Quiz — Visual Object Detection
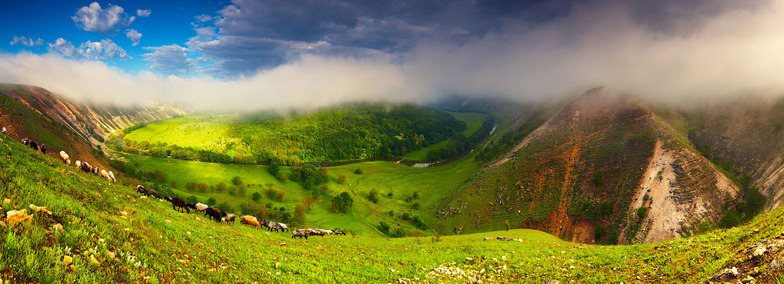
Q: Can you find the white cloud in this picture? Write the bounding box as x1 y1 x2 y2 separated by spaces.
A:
79 39 129 60
137 9 151 17
47 38 128 60
142 45 195 75
195 14 212 22
126 29 142 46
72 2 135 34
10 36 44 47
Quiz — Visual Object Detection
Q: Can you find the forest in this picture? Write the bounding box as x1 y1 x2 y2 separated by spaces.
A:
107 104 467 165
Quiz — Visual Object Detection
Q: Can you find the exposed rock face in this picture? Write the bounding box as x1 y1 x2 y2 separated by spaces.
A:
0 84 185 147
438 89 741 244
625 141 739 243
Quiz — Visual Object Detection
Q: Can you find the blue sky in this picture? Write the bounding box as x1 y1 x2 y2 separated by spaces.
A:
0 1 781 110
1 0 573 78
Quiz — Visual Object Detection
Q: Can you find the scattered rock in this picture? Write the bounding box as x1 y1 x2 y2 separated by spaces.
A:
53 223 63 232
28 204 52 215
62 255 73 265
6 209 32 226
544 280 559 284
90 255 100 266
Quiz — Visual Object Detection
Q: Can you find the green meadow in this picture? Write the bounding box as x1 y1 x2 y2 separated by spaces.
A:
2 134 784 283
122 151 483 237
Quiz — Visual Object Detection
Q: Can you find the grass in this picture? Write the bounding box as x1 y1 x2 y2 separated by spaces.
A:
405 112 489 161
122 114 237 151
122 150 483 237
3 122 784 283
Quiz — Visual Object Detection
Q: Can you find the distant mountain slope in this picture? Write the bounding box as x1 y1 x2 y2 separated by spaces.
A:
436 88 740 244
0 84 185 146
675 96 784 210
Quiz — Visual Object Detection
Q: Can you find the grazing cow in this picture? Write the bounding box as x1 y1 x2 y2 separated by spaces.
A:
28 140 38 151
259 219 269 228
80 161 93 173
168 197 189 213
195 203 209 213
333 229 346 236
93 166 100 175
59 151 71 166
266 221 278 231
292 230 308 239
75 160 81 169
186 203 196 211
148 189 160 199
21 138 29 145
277 223 289 232
204 208 226 222
240 215 260 228
100 170 112 181
39 144 46 154
1 127 6 134
136 185 148 195
224 213 236 224
107 171 116 182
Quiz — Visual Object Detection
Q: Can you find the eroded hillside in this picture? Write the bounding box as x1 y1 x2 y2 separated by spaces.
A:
677 96 784 210
436 89 740 244
0 84 185 146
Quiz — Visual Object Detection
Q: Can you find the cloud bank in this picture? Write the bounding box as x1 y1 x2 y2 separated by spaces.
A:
3 0 784 110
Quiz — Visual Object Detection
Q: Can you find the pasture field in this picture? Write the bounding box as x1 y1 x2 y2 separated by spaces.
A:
122 151 484 237
122 114 236 151
2 135 784 283
405 112 489 161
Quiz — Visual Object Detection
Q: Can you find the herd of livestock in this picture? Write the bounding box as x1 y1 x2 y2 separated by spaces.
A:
135 184 346 239
11 130 345 240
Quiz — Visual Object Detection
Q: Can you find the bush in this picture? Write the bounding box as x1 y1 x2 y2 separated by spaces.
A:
594 223 605 242
378 221 390 234
412 202 420 210
331 192 354 213
391 228 407 238
354 168 363 174
268 162 280 178
197 182 208 192
239 202 268 218
338 174 347 184
412 215 427 230
187 195 198 204
216 201 234 213
720 210 741 228
636 207 648 220
232 176 243 186
252 192 262 202
207 197 216 205
368 188 379 204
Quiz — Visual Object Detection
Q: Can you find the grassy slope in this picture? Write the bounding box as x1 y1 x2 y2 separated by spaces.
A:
405 112 488 161
3 134 784 283
122 115 236 150
123 152 482 237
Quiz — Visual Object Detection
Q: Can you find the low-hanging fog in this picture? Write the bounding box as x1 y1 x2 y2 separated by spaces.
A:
2 0 784 111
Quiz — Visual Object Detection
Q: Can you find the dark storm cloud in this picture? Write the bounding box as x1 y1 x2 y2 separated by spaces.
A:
189 0 576 77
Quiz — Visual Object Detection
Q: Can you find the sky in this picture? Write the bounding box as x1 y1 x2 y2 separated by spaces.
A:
1 0 784 110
